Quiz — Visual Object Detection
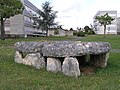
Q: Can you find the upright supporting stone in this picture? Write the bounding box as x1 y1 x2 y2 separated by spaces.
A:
23 53 45 69
15 51 23 64
90 52 109 68
47 58 61 73
62 57 80 77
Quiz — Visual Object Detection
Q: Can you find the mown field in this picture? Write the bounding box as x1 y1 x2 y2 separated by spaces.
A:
0 35 120 90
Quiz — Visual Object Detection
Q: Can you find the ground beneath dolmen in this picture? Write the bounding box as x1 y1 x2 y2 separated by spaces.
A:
80 65 97 75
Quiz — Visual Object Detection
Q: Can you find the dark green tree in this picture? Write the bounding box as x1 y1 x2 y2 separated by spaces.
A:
38 1 57 36
84 26 91 33
0 0 24 40
95 13 114 37
70 28 73 31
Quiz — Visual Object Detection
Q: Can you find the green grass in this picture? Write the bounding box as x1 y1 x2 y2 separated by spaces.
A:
80 35 120 49
0 36 73 47
0 35 120 90
0 35 120 49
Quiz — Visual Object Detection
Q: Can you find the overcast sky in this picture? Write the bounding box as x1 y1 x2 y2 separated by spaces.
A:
29 0 120 29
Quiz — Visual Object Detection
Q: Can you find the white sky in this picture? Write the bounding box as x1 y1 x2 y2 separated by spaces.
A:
29 0 120 29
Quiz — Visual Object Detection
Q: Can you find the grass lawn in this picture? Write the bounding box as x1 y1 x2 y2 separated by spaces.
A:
80 34 120 49
0 34 120 49
0 36 74 47
0 35 120 90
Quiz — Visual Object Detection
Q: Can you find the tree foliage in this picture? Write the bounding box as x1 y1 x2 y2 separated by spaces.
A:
95 13 114 37
70 28 73 31
0 0 24 40
38 1 58 36
84 25 95 35
84 26 91 33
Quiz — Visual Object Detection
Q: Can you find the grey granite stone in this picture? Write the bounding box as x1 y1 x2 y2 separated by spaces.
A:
82 42 111 55
42 41 86 57
14 51 23 64
42 41 111 57
14 41 111 57
14 51 45 69
47 58 62 73
14 41 48 53
23 53 45 69
14 41 111 76
62 57 80 77
90 52 109 68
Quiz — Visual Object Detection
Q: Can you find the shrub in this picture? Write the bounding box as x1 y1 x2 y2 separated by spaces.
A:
87 30 96 35
73 31 78 36
77 31 85 37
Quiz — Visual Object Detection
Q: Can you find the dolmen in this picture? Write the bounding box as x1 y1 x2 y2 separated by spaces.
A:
14 41 111 77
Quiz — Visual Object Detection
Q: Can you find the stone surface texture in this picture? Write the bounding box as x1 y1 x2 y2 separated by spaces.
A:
62 57 80 77
90 52 109 68
23 53 45 69
15 52 45 69
15 51 23 63
14 42 48 53
82 42 111 55
42 41 85 57
47 58 61 73
42 41 111 57
15 41 111 57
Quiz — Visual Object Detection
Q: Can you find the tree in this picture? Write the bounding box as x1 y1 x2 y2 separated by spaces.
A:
0 0 24 40
84 26 91 33
70 28 73 31
76 27 81 32
84 25 95 35
38 1 57 36
95 13 114 37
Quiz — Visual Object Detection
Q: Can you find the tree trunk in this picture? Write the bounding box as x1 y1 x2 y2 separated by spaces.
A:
103 25 106 38
0 17 5 40
46 29 48 37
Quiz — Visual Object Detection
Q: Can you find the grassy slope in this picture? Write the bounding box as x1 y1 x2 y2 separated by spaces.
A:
0 35 120 49
0 48 120 90
80 35 120 49
0 35 120 90
0 36 73 47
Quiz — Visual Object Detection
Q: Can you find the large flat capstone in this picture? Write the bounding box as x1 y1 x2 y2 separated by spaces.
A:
14 41 111 57
42 41 111 57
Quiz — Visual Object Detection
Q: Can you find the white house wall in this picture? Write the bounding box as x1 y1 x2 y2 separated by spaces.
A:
3 0 44 37
10 14 24 35
93 11 118 34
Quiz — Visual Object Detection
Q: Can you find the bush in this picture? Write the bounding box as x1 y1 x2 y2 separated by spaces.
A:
73 31 85 37
73 31 78 36
77 31 85 37
87 30 96 35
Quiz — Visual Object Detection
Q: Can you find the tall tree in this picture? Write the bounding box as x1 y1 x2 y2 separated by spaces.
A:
84 26 91 33
95 13 114 37
0 0 24 40
38 1 57 36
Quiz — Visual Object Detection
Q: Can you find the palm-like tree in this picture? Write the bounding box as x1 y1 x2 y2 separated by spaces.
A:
95 13 114 37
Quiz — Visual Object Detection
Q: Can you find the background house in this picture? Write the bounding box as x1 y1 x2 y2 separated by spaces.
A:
93 11 118 34
117 17 120 34
2 0 45 38
48 29 73 36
